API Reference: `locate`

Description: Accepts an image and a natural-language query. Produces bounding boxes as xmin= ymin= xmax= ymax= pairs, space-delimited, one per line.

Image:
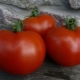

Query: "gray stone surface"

xmin=0 ymin=24 xmax=12 ymax=30
xmin=1 ymin=0 xmax=80 ymax=10
xmin=1 ymin=55 xmax=80 ymax=80
xmin=69 ymin=0 xmax=80 ymax=9
xmin=0 ymin=0 xmax=69 ymax=9
xmin=1 ymin=1 xmax=80 ymax=27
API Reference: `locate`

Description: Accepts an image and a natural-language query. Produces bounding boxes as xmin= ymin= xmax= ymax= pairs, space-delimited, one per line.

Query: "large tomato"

xmin=23 ymin=9 xmax=56 ymax=38
xmin=0 ymin=30 xmax=46 ymax=75
xmin=45 ymin=18 xmax=80 ymax=67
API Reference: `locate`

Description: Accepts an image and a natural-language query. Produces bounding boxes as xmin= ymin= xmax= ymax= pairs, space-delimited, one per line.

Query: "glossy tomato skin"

xmin=45 ymin=26 xmax=80 ymax=67
xmin=23 ymin=14 xmax=56 ymax=38
xmin=0 ymin=30 xmax=46 ymax=75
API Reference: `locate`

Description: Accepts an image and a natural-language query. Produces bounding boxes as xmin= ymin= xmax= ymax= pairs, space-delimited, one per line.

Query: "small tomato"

xmin=45 ymin=18 xmax=80 ymax=67
xmin=23 ymin=8 xmax=56 ymax=38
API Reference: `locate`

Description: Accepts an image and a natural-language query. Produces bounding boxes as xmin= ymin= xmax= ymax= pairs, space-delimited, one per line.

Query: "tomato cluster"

xmin=0 ymin=8 xmax=80 ymax=75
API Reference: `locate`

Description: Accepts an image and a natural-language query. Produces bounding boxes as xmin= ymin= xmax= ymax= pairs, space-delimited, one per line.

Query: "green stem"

xmin=65 ymin=17 xmax=77 ymax=30
xmin=12 ymin=19 xmax=23 ymax=32
xmin=30 ymin=8 xmax=39 ymax=17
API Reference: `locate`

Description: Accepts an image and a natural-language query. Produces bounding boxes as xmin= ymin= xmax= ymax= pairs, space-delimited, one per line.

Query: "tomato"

xmin=0 ymin=30 xmax=46 ymax=75
xmin=45 ymin=18 xmax=80 ymax=67
xmin=23 ymin=9 xmax=56 ymax=38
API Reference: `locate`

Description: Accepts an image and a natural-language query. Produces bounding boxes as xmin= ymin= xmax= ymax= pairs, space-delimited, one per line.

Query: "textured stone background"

xmin=0 ymin=1 xmax=80 ymax=26
xmin=69 ymin=0 xmax=80 ymax=9
xmin=0 ymin=0 xmax=69 ymax=9
xmin=0 ymin=0 xmax=80 ymax=26
xmin=0 ymin=0 xmax=80 ymax=9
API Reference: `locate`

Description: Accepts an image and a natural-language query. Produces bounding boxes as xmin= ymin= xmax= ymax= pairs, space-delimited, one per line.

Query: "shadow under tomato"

xmin=45 ymin=52 xmax=58 ymax=65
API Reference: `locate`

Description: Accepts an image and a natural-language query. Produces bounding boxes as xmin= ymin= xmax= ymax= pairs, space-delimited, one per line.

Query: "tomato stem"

xmin=65 ymin=17 xmax=77 ymax=30
xmin=30 ymin=8 xmax=39 ymax=17
xmin=12 ymin=19 xmax=23 ymax=32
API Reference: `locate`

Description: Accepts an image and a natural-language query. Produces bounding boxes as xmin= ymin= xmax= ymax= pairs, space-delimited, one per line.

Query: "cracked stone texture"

xmin=0 ymin=0 xmax=80 ymax=9
xmin=69 ymin=0 xmax=80 ymax=9
xmin=0 ymin=1 xmax=80 ymax=27
xmin=0 ymin=0 xmax=69 ymax=9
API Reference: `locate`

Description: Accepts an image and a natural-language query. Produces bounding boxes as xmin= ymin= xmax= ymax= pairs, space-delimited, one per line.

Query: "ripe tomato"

xmin=0 ymin=30 xmax=46 ymax=75
xmin=45 ymin=18 xmax=80 ymax=67
xmin=23 ymin=12 xmax=56 ymax=38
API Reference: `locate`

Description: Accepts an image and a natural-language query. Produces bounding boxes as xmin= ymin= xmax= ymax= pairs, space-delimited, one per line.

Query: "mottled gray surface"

xmin=69 ymin=0 xmax=80 ymax=9
xmin=0 ymin=0 xmax=69 ymax=9
xmin=1 ymin=55 xmax=80 ymax=80
xmin=0 ymin=24 xmax=12 ymax=30
xmin=1 ymin=0 xmax=80 ymax=9
xmin=1 ymin=2 xmax=80 ymax=27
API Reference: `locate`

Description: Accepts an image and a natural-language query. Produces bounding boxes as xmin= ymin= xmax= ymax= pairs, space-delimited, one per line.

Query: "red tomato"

xmin=0 ymin=30 xmax=46 ymax=75
xmin=45 ymin=26 xmax=80 ymax=67
xmin=23 ymin=14 xmax=56 ymax=38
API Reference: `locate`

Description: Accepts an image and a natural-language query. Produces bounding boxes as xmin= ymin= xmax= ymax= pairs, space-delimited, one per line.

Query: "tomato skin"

xmin=23 ymin=14 xmax=56 ymax=38
xmin=45 ymin=26 xmax=80 ymax=67
xmin=0 ymin=30 xmax=46 ymax=75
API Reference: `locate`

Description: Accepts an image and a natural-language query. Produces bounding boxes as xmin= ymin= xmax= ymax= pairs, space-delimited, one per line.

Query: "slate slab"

xmin=69 ymin=0 xmax=80 ymax=9
xmin=0 ymin=0 xmax=69 ymax=9
xmin=0 ymin=2 xmax=80 ymax=27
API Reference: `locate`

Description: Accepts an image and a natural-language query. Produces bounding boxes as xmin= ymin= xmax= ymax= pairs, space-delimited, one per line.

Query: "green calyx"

xmin=12 ymin=19 xmax=23 ymax=32
xmin=30 ymin=8 xmax=39 ymax=17
xmin=65 ymin=17 xmax=77 ymax=30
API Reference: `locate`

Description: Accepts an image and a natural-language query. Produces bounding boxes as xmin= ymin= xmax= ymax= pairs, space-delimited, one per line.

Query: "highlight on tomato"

xmin=22 ymin=8 xmax=56 ymax=38
xmin=0 ymin=20 xmax=46 ymax=75
xmin=45 ymin=17 xmax=80 ymax=67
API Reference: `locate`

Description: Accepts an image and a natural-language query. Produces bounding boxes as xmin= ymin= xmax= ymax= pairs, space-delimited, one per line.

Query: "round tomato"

xmin=23 ymin=9 xmax=56 ymax=38
xmin=0 ymin=30 xmax=46 ymax=75
xmin=45 ymin=18 xmax=80 ymax=67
